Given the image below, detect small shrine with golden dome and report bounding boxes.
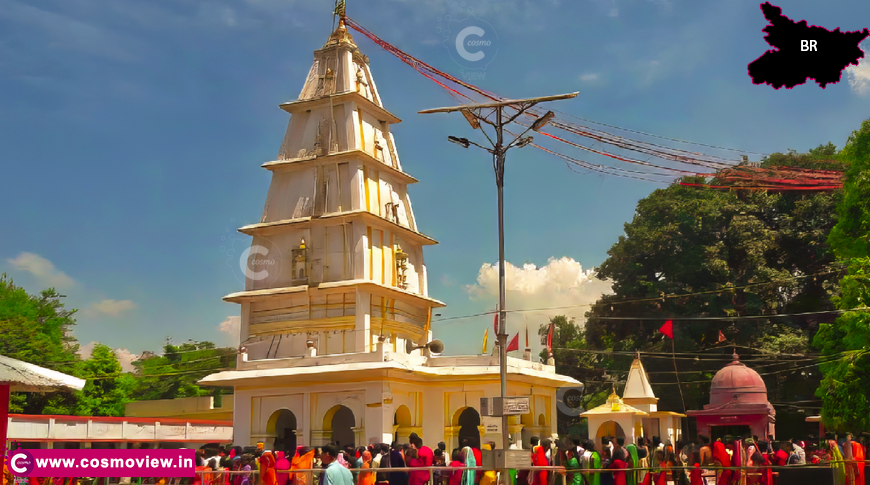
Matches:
[580,357,684,444]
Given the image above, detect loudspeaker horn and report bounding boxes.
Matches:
[405,339,445,355]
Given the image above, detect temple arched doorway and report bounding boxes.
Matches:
[596,420,626,439]
[456,407,481,450]
[324,405,356,448]
[267,409,297,454]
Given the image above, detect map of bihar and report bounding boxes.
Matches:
[747,2,869,89]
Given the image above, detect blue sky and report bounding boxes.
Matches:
[2,0,869,362]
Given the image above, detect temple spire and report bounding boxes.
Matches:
[333,0,346,30]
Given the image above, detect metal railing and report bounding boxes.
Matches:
[193,466,568,485]
[89,461,870,485]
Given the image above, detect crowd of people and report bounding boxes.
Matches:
[183,430,868,485]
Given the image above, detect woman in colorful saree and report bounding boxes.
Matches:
[624,443,639,485]
[828,433,847,485]
[260,452,278,485]
[359,450,376,485]
[712,440,731,485]
[729,439,743,485]
[461,447,477,485]
[290,448,316,485]
[584,441,602,485]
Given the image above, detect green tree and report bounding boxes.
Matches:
[813,118,870,431]
[75,344,134,417]
[538,315,609,429]
[581,146,846,413]
[131,341,235,401]
[0,275,82,413]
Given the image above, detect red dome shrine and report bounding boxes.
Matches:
[709,352,770,408]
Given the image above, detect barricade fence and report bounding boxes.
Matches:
[187,462,868,485]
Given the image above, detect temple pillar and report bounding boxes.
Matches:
[311,430,331,446]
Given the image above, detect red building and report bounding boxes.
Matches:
[687,352,775,440]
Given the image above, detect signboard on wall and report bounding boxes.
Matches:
[482,417,500,434]
[498,397,530,415]
[480,397,531,416]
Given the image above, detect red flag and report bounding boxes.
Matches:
[718,330,726,343]
[506,333,520,352]
[494,313,499,334]
[659,320,674,339]
[546,323,554,355]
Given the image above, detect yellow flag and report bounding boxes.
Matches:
[482,328,488,354]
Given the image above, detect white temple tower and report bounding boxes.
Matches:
[201,19,580,451]
[228,19,441,359]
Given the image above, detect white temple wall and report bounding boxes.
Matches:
[246,230,309,291]
[349,102,364,152]
[349,159,364,213]
[263,169,315,222]
[354,288,372,352]
[352,219,368,280]
[362,61,383,107]
[232,378,561,449]
[360,110,380,159]
[388,133,403,172]
[397,184,417,232]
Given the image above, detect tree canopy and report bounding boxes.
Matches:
[542,143,849,426]
[0,274,234,415]
[813,118,870,431]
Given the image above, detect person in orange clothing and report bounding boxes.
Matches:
[290,447,316,485]
[846,433,865,485]
[260,452,278,485]
[359,451,376,485]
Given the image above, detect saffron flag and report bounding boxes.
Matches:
[718,330,726,343]
[525,323,529,349]
[659,320,674,339]
[506,333,520,352]
[482,328,488,354]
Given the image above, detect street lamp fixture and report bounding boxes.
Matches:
[514,136,534,148]
[419,92,577,473]
[530,110,555,131]
[448,136,470,148]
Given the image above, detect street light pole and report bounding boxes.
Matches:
[419,92,577,484]
[494,105,509,463]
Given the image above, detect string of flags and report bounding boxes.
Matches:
[481,307,526,354]
[658,320,727,343]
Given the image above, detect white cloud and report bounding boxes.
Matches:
[579,73,600,82]
[78,341,96,360]
[78,342,138,372]
[5,252,76,289]
[609,7,619,17]
[464,257,613,337]
[114,348,139,372]
[847,41,870,96]
[219,316,241,345]
[85,299,137,318]
[440,274,457,287]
